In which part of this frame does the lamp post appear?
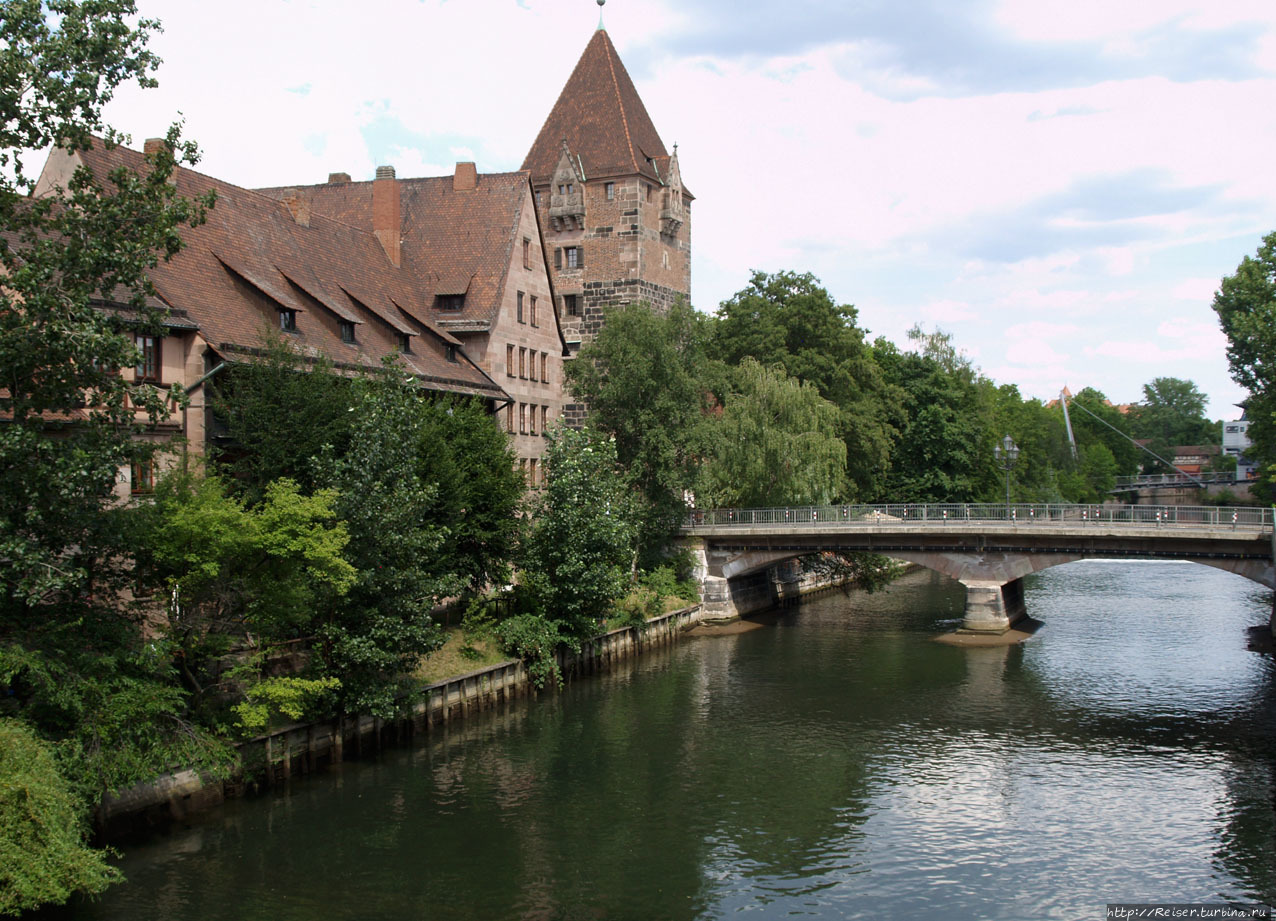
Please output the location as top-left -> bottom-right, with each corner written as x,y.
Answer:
994,434 -> 1019,518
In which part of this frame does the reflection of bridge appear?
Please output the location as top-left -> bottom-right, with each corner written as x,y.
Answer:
681,503 -> 1275,634
1110,472 -> 1250,493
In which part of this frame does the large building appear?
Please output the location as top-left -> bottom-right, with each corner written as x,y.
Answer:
30,23 -> 684,489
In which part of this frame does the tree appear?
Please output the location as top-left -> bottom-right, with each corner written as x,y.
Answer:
0,4 -> 220,909
698,359 -> 846,507
210,332 -> 354,502
710,271 -> 900,497
312,364 -> 456,717
0,720 -> 120,916
1127,377 -> 1217,466
520,426 -> 636,642
1213,231 -> 1276,495
131,472 -> 355,718
565,301 -> 718,563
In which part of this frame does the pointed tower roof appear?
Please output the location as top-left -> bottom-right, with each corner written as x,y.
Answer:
522,29 -> 669,187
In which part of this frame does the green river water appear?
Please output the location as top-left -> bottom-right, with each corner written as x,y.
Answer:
48,561 -> 1276,920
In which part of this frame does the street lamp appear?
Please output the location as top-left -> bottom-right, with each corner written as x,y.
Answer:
994,434 -> 1020,517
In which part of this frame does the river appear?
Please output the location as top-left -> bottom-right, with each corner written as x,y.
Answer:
51,561 -> 1276,920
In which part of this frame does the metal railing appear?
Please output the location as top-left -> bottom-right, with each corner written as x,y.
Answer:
1110,472 -> 1244,491
683,503 -> 1274,531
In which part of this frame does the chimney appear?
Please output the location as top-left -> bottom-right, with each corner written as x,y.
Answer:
453,161 -> 477,192
372,165 -> 401,267
143,137 -> 166,156
327,171 -> 351,184
283,194 -> 310,227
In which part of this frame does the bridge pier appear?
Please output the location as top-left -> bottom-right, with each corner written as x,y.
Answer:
959,577 -> 1027,634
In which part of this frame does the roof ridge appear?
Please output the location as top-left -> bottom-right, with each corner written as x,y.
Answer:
600,31 -> 640,176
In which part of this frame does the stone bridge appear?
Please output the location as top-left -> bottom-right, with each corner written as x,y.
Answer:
679,503 -> 1276,634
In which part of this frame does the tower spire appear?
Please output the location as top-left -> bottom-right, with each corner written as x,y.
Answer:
597,0 -> 605,31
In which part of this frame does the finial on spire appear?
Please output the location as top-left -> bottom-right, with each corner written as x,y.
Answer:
597,0 -> 605,31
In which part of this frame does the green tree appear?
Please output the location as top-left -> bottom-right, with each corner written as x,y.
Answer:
565,301 -> 717,562
520,426 -> 636,643
313,364 -> 455,717
0,720 -> 120,916
698,358 -> 846,507
1212,231 -> 1276,495
0,4 -> 223,908
1127,377 -> 1217,467
210,332 -> 354,501
131,472 -> 355,716
710,271 -> 899,497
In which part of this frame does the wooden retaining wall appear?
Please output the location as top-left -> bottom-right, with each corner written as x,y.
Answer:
98,605 -> 704,835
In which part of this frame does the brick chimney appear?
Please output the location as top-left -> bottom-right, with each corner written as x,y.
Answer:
143,137 -> 166,156
453,161 -> 477,192
372,165 -> 400,267
282,194 -> 310,227
327,171 -> 351,184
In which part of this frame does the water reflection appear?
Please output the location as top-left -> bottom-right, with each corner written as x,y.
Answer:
52,562 -> 1275,921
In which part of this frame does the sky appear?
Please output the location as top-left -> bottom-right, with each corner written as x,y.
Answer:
101,0 -> 1276,419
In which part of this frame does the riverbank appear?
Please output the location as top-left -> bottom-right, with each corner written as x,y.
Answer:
97,604 -> 706,839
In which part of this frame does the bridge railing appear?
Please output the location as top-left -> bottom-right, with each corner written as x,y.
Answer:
1110,472 -> 1241,491
683,503 -> 1274,531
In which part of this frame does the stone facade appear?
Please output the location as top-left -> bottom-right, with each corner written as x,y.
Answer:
523,29 -> 692,359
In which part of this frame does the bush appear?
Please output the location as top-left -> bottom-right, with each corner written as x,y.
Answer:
0,720 -> 121,915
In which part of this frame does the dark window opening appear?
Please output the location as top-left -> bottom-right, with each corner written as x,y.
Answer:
398,332 -> 411,353
445,344 -> 457,363
131,459 -> 154,495
339,321 -> 355,344
436,295 -> 465,311
530,296 -> 538,326
135,334 -> 161,383
280,310 -> 297,332
517,291 -> 525,323
564,294 -> 580,316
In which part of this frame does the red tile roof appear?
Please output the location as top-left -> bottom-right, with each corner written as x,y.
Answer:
259,171 -> 532,332
73,140 -> 506,400
522,29 -> 670,187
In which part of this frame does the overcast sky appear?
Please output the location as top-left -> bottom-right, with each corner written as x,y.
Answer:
103,0 -> 1276,418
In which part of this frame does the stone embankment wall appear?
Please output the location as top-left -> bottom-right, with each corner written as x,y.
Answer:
98,605 -> 705,837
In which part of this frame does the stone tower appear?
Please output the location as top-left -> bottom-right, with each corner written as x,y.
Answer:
522,27 -> 692,359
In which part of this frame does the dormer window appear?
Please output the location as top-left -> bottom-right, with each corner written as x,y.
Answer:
397,332 -> 411,353
445,345 -> 457,363
279,309 -> 297,333
339,320 -> 355,344
436,295 -> 465,311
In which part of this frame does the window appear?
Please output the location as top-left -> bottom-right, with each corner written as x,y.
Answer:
541,404 -> 548,433
529,458 -> 538,487
436,295 -> 464,311
530,296 -> 538,327
397,332 -> 411,353
519,347 -> 526,379
540,353 -> 548,383
339,321 -> 355,344
605,181 -> 614,200
517,291 -> 525,323
445,345 -> 457,363
280,309 -> 297,332
529,405 -> 537,435
566,246 -> 582,269
506,344 -> 515,377
563,294 -> 580,317
130,459 -> 154,495
506,403 -> 515,433
519,403 -> 527,434
535,190 -> 543,208
523,237 -> 531,269
135,334 -> 161,383
554,248 -> 561,269
645,184 -> 652,202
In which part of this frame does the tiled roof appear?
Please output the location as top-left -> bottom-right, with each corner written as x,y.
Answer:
73,140 -> 506,400
522,29 -> 669,186
258,171 -> 531,331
